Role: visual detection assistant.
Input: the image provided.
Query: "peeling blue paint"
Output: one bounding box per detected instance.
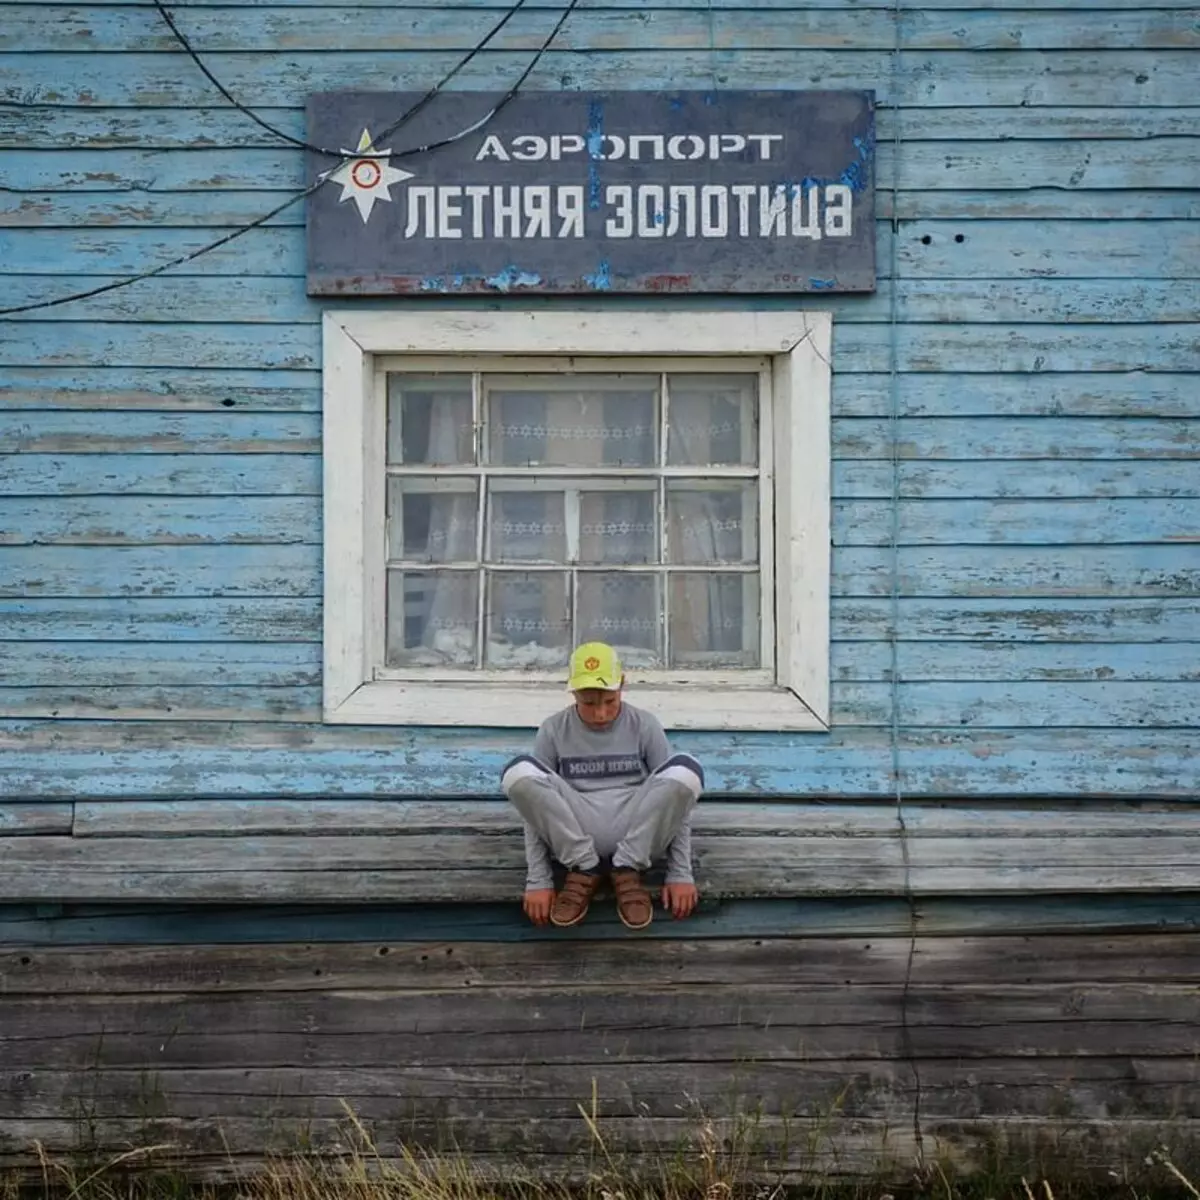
[485,266,542,292]
[586,99,604,210]
[583,260,612,290]
[419,276,445,292]
[840,130,876,195]
[809,277,837,290]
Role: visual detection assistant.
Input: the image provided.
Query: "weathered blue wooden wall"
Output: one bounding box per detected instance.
[1,0,1198,802]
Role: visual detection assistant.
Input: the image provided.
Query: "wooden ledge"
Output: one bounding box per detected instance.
[2,800,1198,905]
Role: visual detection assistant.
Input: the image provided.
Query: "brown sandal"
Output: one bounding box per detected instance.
[550,871,601,927]
[611,868,653,930]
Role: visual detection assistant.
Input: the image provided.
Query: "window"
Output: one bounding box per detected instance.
[385,366,767,674]
[323,311,830,731]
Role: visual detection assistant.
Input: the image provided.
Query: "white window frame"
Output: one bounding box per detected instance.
[322,310,831,732]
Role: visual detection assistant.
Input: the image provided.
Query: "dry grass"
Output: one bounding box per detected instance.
[1,1104,1196,1200]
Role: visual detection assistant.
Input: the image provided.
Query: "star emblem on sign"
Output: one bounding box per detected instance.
[326,129,414,223]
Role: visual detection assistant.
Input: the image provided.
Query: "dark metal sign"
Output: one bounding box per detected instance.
[306,91,875,296]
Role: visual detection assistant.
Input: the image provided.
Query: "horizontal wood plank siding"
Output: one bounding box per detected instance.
[0,0,1196,795]
[1,928,1197,1179]
[4,800,1200,903]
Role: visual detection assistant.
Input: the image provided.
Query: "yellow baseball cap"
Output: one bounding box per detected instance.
[568,642,623,692]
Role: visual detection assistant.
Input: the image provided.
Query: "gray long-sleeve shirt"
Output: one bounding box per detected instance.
[522,703,695,888]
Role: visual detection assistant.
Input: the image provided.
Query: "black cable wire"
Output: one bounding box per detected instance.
[0,0,581,318]
[149,0,532,157]
[1,190,309,318]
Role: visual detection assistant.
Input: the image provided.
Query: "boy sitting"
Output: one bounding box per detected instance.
[500,642,704,930]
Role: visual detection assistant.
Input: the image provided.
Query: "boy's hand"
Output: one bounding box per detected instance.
[523,888,556,927]
[661,882,699,920]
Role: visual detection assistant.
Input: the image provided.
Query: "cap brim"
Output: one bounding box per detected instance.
[569,674,620,692]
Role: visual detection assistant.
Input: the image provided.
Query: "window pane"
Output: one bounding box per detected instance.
[387,373,474,465]
[579,488,658,565]
[488,489,566,562]
[386,478,478,563]
[386,569,478,667]
[669,572,760,668]
[487,375,658,467]
[486,571,571,669]
[667,374,758,466]
[576,572,663,668]
[666,482,758,565]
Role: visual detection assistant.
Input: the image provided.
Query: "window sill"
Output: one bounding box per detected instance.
[325,680,827,732]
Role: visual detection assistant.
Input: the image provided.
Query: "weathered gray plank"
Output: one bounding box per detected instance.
[4,984,1197,1039]
[2,1114,1197,1181]
[5,1018,1194,1068]
[0,803,72,835]
[3,832,1198,902]
[18,830,1200,869]
[69,799,1200,840]
[5,935,1196,995]
[6,895,1198,944]
[0,1115,924,1177]
[3,988,1196,1071]
[7,1059,1198,1122]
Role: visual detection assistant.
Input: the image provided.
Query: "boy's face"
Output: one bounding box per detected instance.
[573,686,623,729]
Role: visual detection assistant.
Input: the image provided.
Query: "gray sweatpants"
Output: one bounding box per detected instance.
[501,757,702,890]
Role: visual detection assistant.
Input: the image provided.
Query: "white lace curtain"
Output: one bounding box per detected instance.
[385,374,759,671]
